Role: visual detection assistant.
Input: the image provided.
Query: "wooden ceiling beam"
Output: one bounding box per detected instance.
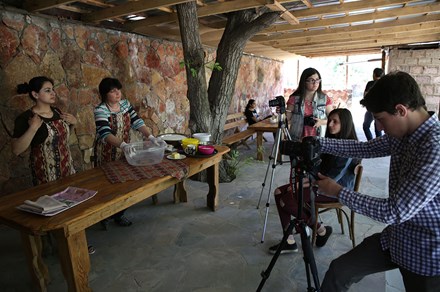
[304,49,382,58]
[260,2,440,34]
[290,0,419,19]
[300,0,313,9]
[265,0,299,25]
[126,0,298,31]
[82,0,192,23]
[289,34,440,54]
[253,14,440,43]
[278,28,440,50]
[272,21,440,48]
[24,0,76,12]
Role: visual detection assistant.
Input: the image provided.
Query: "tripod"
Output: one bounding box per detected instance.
[257,111,292,243]
[257,165,321,292]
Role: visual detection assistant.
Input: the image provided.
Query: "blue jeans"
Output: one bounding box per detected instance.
[363,111,382,140]
[321,233,440,292]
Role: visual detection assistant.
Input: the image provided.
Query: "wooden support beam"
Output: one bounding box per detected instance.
[265,0,299,25]
[82,0,192,23]
[24,0,75,12]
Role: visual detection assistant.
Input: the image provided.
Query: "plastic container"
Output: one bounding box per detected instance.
[124,140,167,166]
[158,133,187,149]
[182,138,199,151]
[198,145,215,155]
[193,133,211,142]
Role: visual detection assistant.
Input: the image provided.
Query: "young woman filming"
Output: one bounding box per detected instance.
[286,68,333,141]
[269,108,359,254]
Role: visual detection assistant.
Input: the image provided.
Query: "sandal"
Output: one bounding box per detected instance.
[114,215,132,227]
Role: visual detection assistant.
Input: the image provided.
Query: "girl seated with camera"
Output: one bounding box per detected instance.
[270,108,359,254]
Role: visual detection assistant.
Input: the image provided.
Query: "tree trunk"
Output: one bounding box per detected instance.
[176,2,211,134]
[176,3,280,181]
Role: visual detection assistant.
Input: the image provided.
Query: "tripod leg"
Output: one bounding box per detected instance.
[300,223,321,292]
[256,160,272,209]
[257,218,297,292]
[260,128,283,243]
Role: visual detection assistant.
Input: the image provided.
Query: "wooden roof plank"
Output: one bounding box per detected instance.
[261,2,440,34]
[82,0,193,23]
[24,0,76,12]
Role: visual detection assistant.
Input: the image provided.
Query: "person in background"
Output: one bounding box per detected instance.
[244,99,262,125]
[12,76,95,255]
[316,71,440,291]
[286,67,333,141]
[269,108,359,254]
[94,77,156,230]
[362,68,384,140]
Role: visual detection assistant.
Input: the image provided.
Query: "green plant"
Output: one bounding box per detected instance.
[225,149,253,178]
[179,59,222,77]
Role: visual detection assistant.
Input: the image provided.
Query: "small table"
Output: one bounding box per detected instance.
[0,146,229,292]
[248,119,278,161]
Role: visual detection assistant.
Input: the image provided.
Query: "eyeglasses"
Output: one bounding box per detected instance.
[306,79,322,84]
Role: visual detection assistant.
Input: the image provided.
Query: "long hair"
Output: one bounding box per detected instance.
[17,76,54,101]
[325,108,357,140]
[245,99,255,112]
[291,68,323,98]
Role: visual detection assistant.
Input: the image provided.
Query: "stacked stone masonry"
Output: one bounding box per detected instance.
[0,8,283,194]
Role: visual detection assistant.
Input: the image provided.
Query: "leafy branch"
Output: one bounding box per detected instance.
[179,59,222,77]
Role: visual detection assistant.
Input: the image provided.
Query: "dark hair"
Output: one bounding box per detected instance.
[98,77,122,102]
[373,68,384,79]
[361,71,425,114]
[245,99,256,111]
[325,108,358,140]
[291,68,323,98]
[17,76,54,101]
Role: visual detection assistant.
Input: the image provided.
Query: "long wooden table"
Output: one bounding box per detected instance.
[248,119,278,160]
[0,146,229,292]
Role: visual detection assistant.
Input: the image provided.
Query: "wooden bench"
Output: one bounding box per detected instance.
[222,112,255,150]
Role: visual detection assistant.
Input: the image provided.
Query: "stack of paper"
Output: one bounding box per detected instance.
[21,195,68,214]
[17,186,98,216]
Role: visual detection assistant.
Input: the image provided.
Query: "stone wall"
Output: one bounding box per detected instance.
[388,48,440,114]
[0,8,284,195]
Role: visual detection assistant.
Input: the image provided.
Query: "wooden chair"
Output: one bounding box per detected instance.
[312,164,363,248]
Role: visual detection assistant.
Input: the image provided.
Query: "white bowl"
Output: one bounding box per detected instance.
[124,140,167,166]
[193,133,211,142]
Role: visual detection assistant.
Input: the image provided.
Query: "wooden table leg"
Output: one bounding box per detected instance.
[21,233,50,292]
[256,132,264,161]
[53,229,91,292]
[206,162,219,211]
[173,180,187,203]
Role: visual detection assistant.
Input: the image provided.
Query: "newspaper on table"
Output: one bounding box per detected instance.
[17,186,97,216]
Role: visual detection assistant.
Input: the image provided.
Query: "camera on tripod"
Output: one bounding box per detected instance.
[280,136,321,173]
[268,95,286,114]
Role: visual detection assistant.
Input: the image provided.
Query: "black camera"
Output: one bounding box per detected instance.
[268,95,286,114]
[280,136,321,173]
[304,115,316,127]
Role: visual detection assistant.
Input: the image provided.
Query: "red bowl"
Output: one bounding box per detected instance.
[198,145,215,155]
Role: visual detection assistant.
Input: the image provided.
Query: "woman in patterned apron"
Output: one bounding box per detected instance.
[94,77,156,230]
[12,76,95,254]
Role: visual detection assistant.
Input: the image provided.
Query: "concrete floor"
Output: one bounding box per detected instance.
[0,143,402,292]
[0,97,405,292]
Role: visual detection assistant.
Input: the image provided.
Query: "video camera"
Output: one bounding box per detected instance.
[268,95,286,114]
[280,136,321,174]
